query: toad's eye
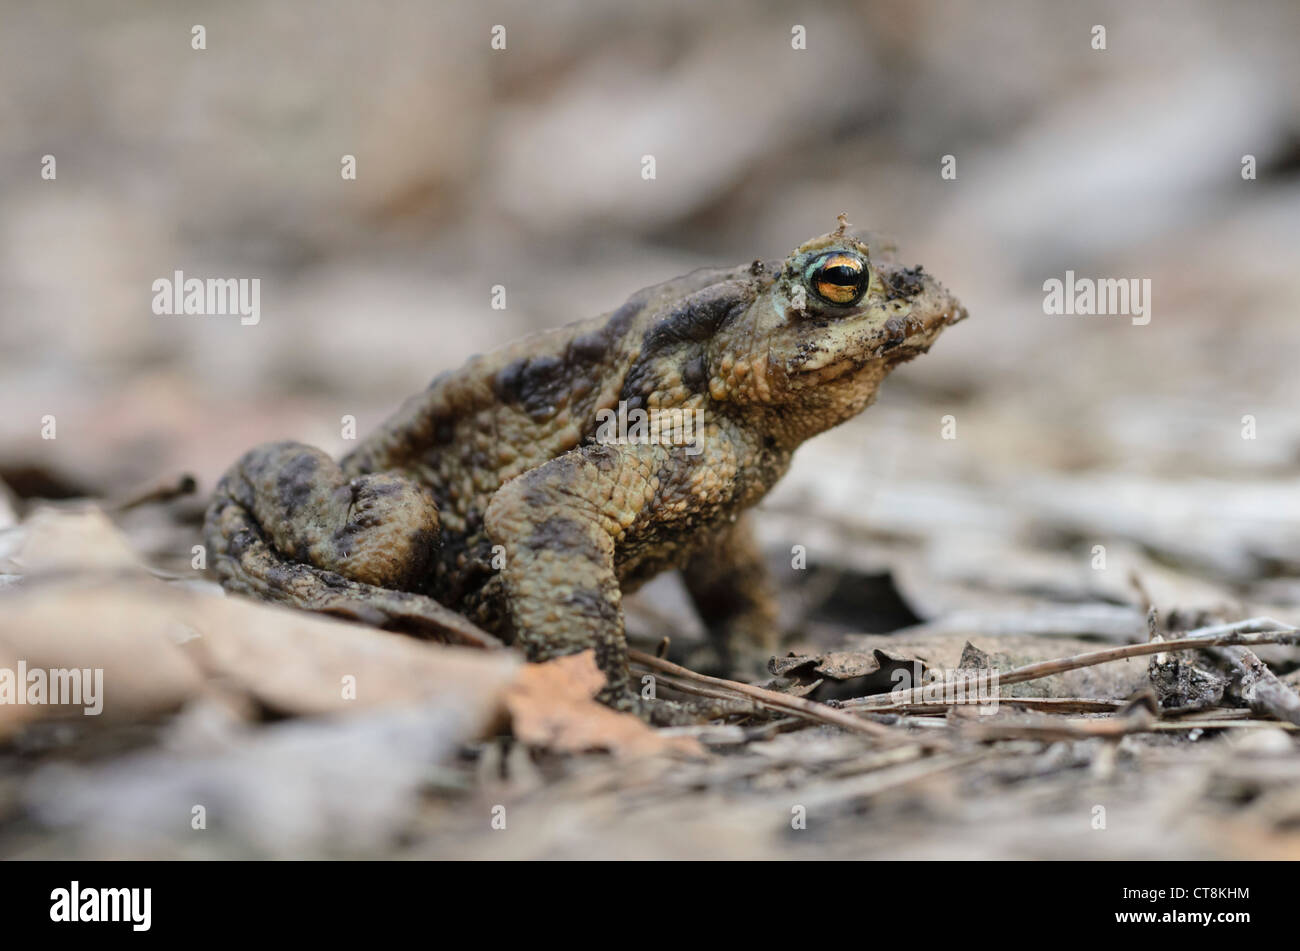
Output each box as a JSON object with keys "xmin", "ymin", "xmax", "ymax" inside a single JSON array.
[{"xmin": 807, "ymin": 251, "xmax": 869, "ymax": 306}]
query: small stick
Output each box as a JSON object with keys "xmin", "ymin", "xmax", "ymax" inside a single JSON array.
[
  {"xmin": 113, "ymin": 473, "xmax": 198, "ymax": 511},
  {"xmin": 1152, "ymin": 719, "xmax": 1297, "ymax": 732},
  {"xmin": 792, "ymin": 750, "xmax": 985, "ymax": 811},
  {"xmin": 843, "ymin": 628, "xmax": 1300, "ymax": 710},
  {"xmin": 629, "ymin": 649, "xmax": 948, "ymax": 749},
  {"xmin": 1207, "ymin": 645, "xmax": 1300, "ymax": 727},
  {"xmin": 1172, "ymin": 617, "xmax": 1300, "ymax": 726},
  {"xmin": 894, "ymin": 697, "xmax": 1124, "ymax": 716},
  {"xmin": 1162, "ymin": 706, "xmax": 1254, "ymax": 721},
  {"xmin": 961, "ymin": 716, "xmax": 1144, "ymax": 742},
  {"xmin": 1184, "ymin": 617, "xmax": 1293, "ymax": 639},
  {"xmin": 959, "ymin": 695, "xmax": 1156, "ymax": 743}
]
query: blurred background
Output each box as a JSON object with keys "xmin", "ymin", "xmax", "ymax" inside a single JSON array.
[
  {"xmin": 4, "ymin": 0, "xmax": 1300, "ymax": 618},
  {"xmin": 2, "ymin": 0, "xmax": 1300, "ymax": 860}
]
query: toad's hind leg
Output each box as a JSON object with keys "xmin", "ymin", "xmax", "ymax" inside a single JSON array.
[{"xmin": 204, "ymin": 441, "xmax": 496, "ymax": 646}]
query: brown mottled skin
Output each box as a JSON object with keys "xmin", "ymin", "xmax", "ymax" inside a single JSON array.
[{"xmin": 204, "ymin": 222, "xmax": 966, "ymax": 723}]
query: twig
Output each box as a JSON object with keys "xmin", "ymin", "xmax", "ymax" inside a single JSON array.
[
  {"xmin": 629, "ymin": 649, "xmax": 949, "ymax": 749},
  {"xmin": 792, "ymin": 750, "xmax": 985, "ymax": 811},
  {"xmin": 960, "ymin": 714, "xmax": 1147, "ymax": 742},
  {"xmin": 1168, "ymin": 616, "xmax": 1300, "ymax": 726},
  {"xmin": 1151, "ymin": 718, "xmax": 1298, "ymax": 732},
  {"xmin": 1206, "ymin": 645, "xmax": 1300, "ymax": 727},
  {"xmin": 112, "ymin": 473, "xmax": 198, "ymax": 511},
  {"xmin": 957, "ymin": 694, "xmax": 1156, "ymax": 742},
  {"xmin": 1183, "ymin": 616, "xmax": 1293, "ymax": 640},
  {"xmin": 843, "ymin": 628, "xmax": 1300, "ymax": 710},
  {"xmin": 1162, "ymin": 706, "xmax": 1254, "ymax": 721},
  {"xmin": 894, "ymin": 697, "xmax": 1124, "ymax": 716}
]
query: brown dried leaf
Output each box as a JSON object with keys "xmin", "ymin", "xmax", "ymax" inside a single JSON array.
[
  {"xmin": 0, "ymin": 507, "xmax": 519, "ymax": 738},
  {"xmin": 184, "ymin": 593, "xmax": 519, "ymax": 718},
  {"xmin": 505, "ymin": 652, "xmax": 703, "ymax": 758},
  {"xmin": 4, "ymin": 505, "xmax": 152, "ymax": 578},
  {"xmin": 768, "ymin": 646, "xmax": 933, "ymax": 701}
]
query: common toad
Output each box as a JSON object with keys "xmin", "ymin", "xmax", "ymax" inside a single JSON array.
[{"xmin": 204, "ymin": 219, "xmax": 966, "ymax": 722}]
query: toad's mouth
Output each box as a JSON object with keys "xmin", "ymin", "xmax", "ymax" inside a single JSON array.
[
  {"xmin": 792, "ymin": 302, "xmax": 967, "ymax": 378},
  {"xmin": 794, "ymin": 354, "xmax": 867, "ymax": 385},
  {"xmin": 875, "ymin": 303, "xmax": 967, "ymax": 362}
]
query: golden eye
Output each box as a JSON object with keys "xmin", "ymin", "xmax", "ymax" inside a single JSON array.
[{"xmin": 808, "ymin": 252, "xmax": 869, "ymax": 306}]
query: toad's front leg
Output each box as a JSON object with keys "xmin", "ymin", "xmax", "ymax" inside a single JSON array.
[{"xmin": 484, "ymin": 442, "xmax": 751, "ymax": 724}]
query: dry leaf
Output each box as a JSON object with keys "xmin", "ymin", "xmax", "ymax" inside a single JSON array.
[
  {"xmin": 505, "ymin": 652, "xmax": 703, "ymax": 758},
  {"xmin": 0, "ymin": 507, "xmax": 519, "ymax": 736}
]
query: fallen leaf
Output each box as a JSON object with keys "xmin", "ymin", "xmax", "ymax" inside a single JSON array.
[
  {"xmin": 0, "ymin": 507, "xmax": 519, "ymax": 736},
  {"xmin": 505, "ymin": 652, "xmax": 703, "ymax": 758}
]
